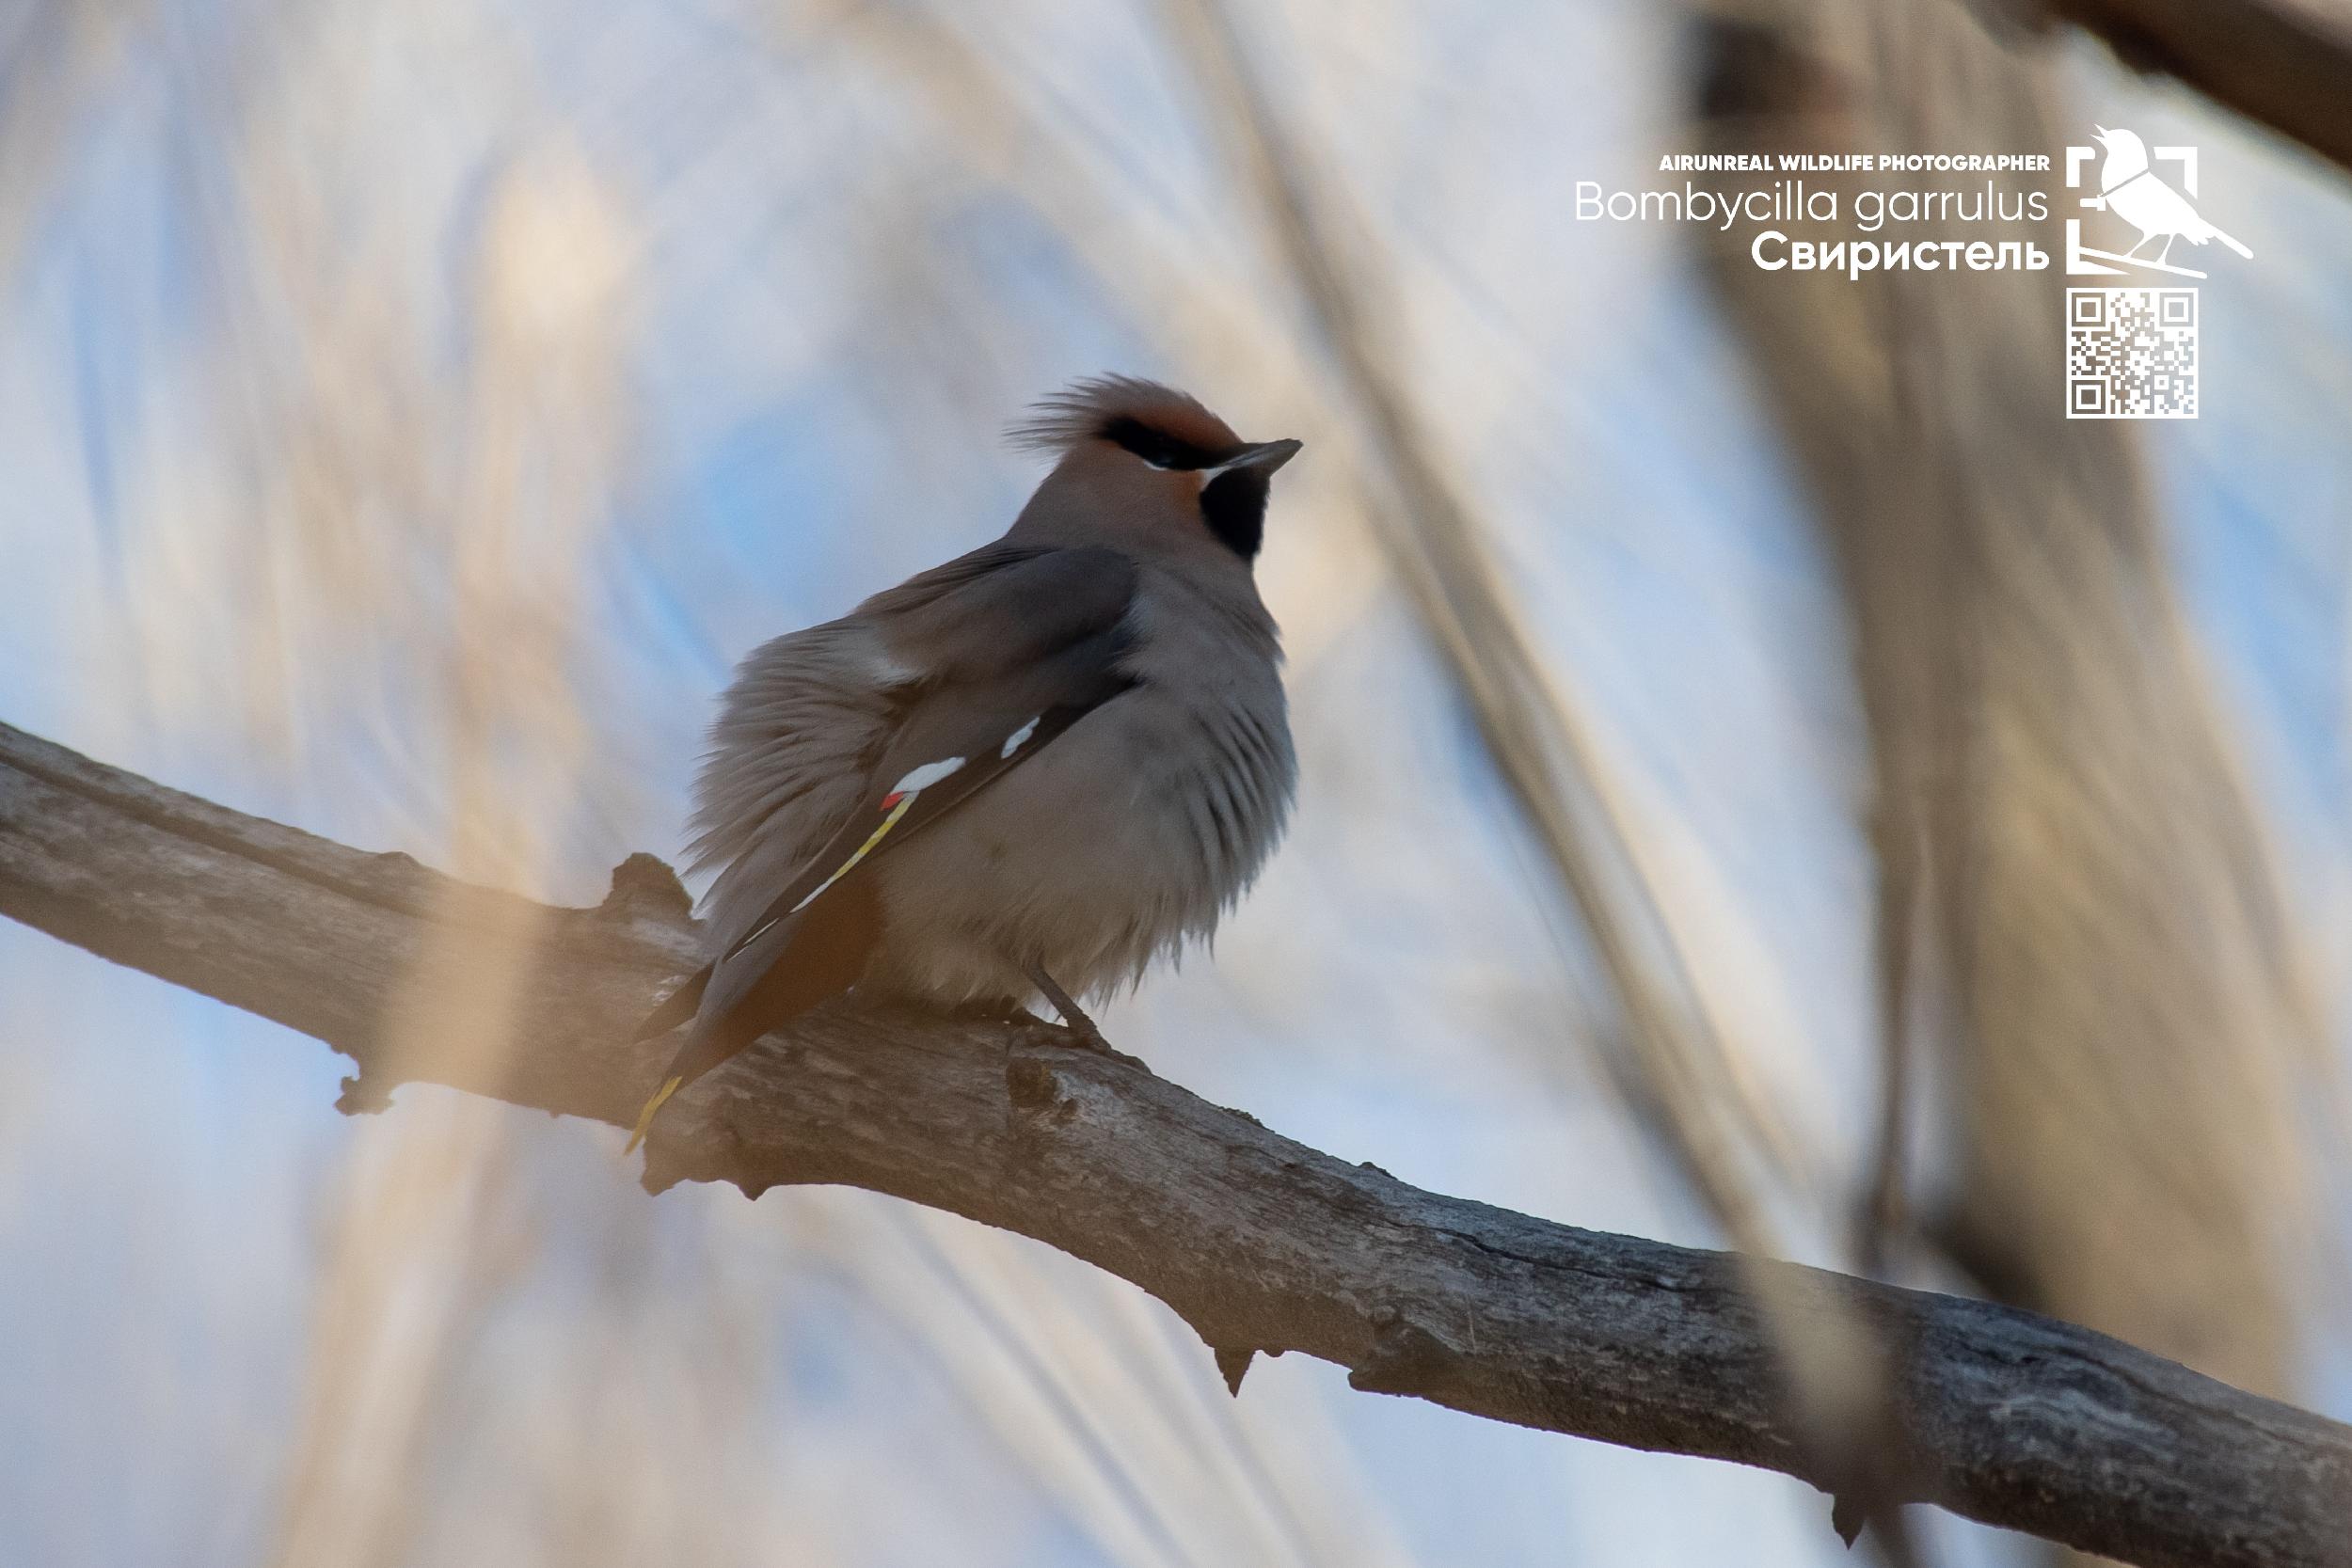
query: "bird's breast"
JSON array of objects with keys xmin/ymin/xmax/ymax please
[{"xmin": 868, "ymin": 635, "xmax": 1295, "ymax": 1003}]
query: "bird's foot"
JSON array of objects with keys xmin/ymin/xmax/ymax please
[
  {"xmin": 1057, "ymin": 1022, "xmax": 1149, "ymax": 1073},
  {"xmin": 1023, "ymin": 963, "xmax": 1146, "ymax": 1069},
  {"xmin": 1054, "ymin": 1004, "xmax": 1115, "ymax": 1054}
]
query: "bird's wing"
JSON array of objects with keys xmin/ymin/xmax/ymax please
[
  {"xmin": 707, "ymin": 626, "xmax": 1136, "ymax": 969},
  {"xmin": 686, "ymin": 618, "xmax": 907, "ymax": 911},
  {"xmin": 2129, "ymin": 181, "xmax": 2202, "ymax": 234},
  {"xmin": 703, "ymin": 543, "xmax": 1140, "ymax": 964},
  {"xmin": 627, "ymin": 546, "xmax": 1139, "ymax": 1143},
  {"xmin": 2117, "ymin": 182, "xmax": 2253, "ymax": 256}
]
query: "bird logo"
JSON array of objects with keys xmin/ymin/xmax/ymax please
[{"xmin": 2068, "ymin": 127, "xmax": 2251, "ymax": 278}]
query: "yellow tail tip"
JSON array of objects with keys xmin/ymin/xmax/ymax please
[{"xmin": 625, "ymin": 1076, "xmax": 683, "ymax": 1154}]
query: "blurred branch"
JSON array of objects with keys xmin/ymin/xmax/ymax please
[
  {"xmin": 0, "ymin": 1, "xmax": 147, "ymax": 295},
  {"xmin": 1151, "ymin": 12, "xmax": 1939, "ymax": 1558},
  {"xmin": 1157, "ymin": 0, "xmax": 1798, "ymax": 1256},
  {"xmin": 6, "ymin": 721, "xmax": 2352, "ymax": 1568},
  {"xmin": 1691, "ymin": 1, "xmax": 2313, "ymax": 1420},
  {"xmin": 2037, "ymin": 0, "xmax": 2352, "ymax": 178}
]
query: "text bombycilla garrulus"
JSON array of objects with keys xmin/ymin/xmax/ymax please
[{"xmin": 627, "ymin": 377, "xmax": 1302, "ymax": 1148}]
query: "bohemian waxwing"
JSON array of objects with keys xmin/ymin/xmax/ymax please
[{"xmin": 628, "ymin": 376, "xmax": 1302, "ymax": 1148}]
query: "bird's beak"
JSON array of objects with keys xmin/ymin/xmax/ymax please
[
  {"xmin": 1209, "ymin": 438, "xmax": 1303, "ymax": 478},
  {"xmin": 2093, "ymin": 126, "xmax": 2109, "ymax": 144}
]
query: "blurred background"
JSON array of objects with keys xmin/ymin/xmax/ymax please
[{"xmin": 3, "ymin": 0, "xmax": 2349, "ymax": 1563}]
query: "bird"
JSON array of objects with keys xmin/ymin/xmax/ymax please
[
  {"xmin": 2084, "ymin": 126, "xmax": 2252, "ymax": 268},
  {"xmin": 625, "ymin": 375, "xmax": 1303, "ymax": 1150}
]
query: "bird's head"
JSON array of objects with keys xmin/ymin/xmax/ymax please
[
  {"xmin": 1009, "ymin": 375, "xmax": 1302, "ymax": 565},
  {"xmin": 2092, "ymin": 126, "xmax": 2150, "ymax": 173}
]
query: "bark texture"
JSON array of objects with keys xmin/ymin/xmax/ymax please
[{"xmin": 4, "ymin": 720, "xmax": 2351, "ymax": 1567}]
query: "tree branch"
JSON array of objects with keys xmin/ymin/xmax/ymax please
[
  {"xmin": 2042, "ymin": 0, "xmax": 2352, "ymax": 180},
  {"xmin": 2, "ymin": 717, "xmax": 2348, "ymax": 1568}
]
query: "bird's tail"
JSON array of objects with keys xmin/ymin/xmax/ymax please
[
  {"xmin": 626, "ymin": 1076, "xmax": 684, "ymax": 1153},
  {"xmin": 622, "ymin": 874, "xmax": 885, "ymax": 1155},
  {"xmin": 2213, "ymin": 227, "xmax": 2253, "ymax": 259},
  {"xmin": 621, "ymin": 966, "xmax": 707, "ymax": 1153},
  {"xmin": 632, "ymin": 963, "xmax": 711, "ymax": 1042}
]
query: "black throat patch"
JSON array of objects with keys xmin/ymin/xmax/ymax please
[{"xmin": 1198, "ymin": 468, "xmax": 1270, "ymax": 562}]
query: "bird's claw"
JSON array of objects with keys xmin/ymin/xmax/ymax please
[
  {"xmin": 1057, "ymin": 1021, "xmax": 1149, "ymax": 1071},
  {"xmin": 1023, "ymin": 962, "xmax": 1146, "ymax": 1069}
]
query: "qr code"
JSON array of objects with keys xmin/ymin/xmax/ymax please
[{"xmin": 2067, "ymin": 288, "xmax": 2197, "ymax": 419}]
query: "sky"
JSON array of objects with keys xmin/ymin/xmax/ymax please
[{"xmin": 2, "ymin": 3, "xmax": 2349, "ymax": 1564}]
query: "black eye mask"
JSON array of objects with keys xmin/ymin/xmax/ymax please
[{"xmin": 1100, "ymin": 415, "xmax": 1220, "ymax": 471}]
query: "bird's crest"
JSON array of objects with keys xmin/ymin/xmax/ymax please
[{"xmin": 1009, "ymin": 374, "xmax": 1240, "ymax": 458}]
